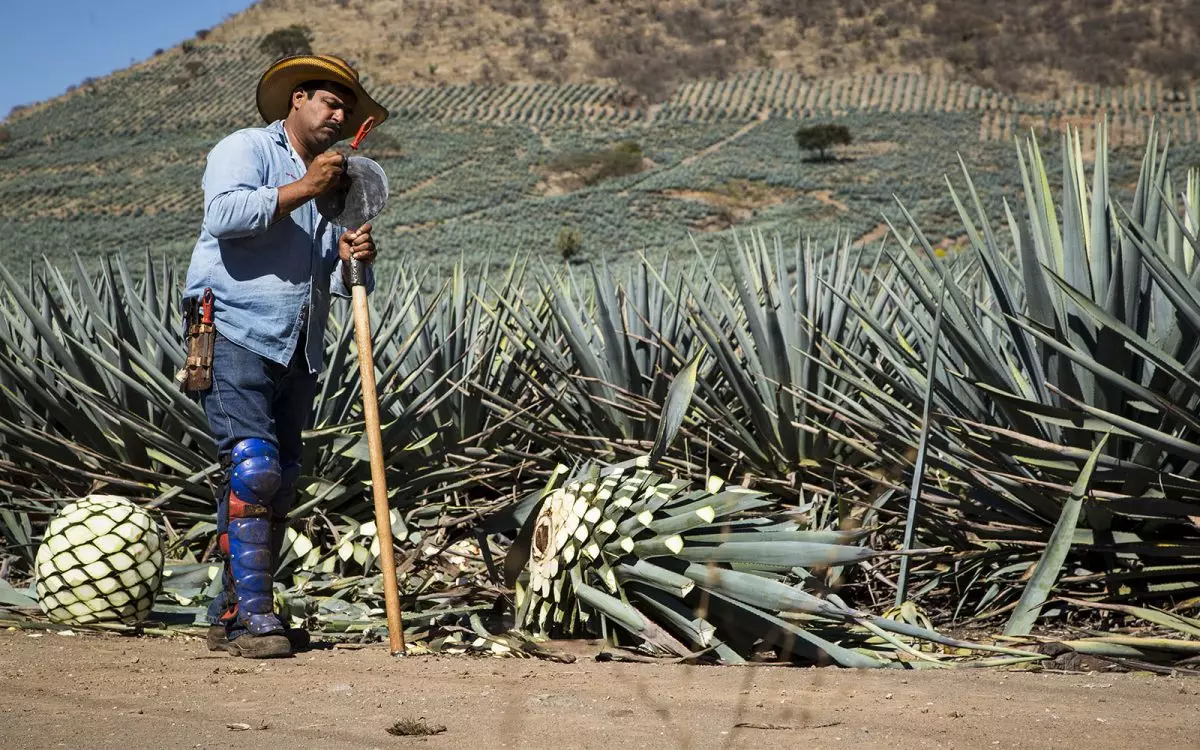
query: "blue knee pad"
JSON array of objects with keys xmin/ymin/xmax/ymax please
[
  {"xmin": 227, "ymin": 438, "xmax": 284, "ymax": 635},
  {"xmin": 231, "ymin": 439, "xmax": 282, "ymax": 503}
]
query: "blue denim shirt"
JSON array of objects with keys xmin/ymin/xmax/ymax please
[{"xmin": 184, "ymin": 119, "xmax": 374, "ymax": 373}]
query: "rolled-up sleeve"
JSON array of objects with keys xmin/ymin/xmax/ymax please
[
  {"xmin": 330, "ymin": 258, "xmax": 375, "ymax": 299},
  {"xmin": 202, "ymin": 133, "xmax": 279, "ymax": 240}
]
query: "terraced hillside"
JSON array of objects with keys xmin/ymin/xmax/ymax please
[
  {"xmin": 204, "ymin": 0, "xmax": 1200, "ymax": 100},
  {"xmin": 2, "ymin": 37, "xmax": 1200, "ymax": 277}
]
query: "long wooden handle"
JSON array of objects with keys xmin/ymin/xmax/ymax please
[{"xmin": 350, "ymin": 262, "xmax": 406, "ymax": 655}]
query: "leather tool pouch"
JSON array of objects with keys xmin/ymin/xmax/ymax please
[{"xmin": 177, "ymin": 289, "xmax": 216, "ymax": 393}]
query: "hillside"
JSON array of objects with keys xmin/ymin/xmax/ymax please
[
  {"xmin": 202, "ymin": 0, "xmax": 1198, "ymax": 101},
  {"xmin": 2, "ymin": 1, "xmax": 1200, "ymax": 278}
]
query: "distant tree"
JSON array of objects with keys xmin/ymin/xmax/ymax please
[
  {"xmin": 794, "ymin": 124, "xmax": 852, "ymax": 161},
  {"xmin": 260, "ymin": 25, "xmax": 314, "ymax": 59},
  {"xmin": 195, "ymin": 28, "xmax": 211, "ymax": 41},
  {"xmin": 0, "ymin": 126, "xmax": 11, "ymax": 145}
]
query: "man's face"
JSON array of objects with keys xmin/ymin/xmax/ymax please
[{"xmin": 292, "ymin": 84, "xmax": 357, "ymax": 150}]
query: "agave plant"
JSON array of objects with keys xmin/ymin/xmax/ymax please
[
  {"xmin": 0, "ymin": 253, "xmax": 214, "ymax": 521},
  {"xmin": 680, "ymin": 231, "xmax": 896, "ymax": 483},
  {"xmin": 505, "ymin": 355, "xmax": 1041, "ymax": 667},
  {"xmin": 490, "ymin": 257, "xmax": 703, "ymax": 466},
  {"xmin": 811, "ymin": 119, "xmax": 1200, "ymax": 626},
  {"xmin": 0, "ymin": 253, "xmax": 549, "ymax": 578}
]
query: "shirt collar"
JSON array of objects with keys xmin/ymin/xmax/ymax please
[
  {"xmin": 266, "ymin": 119, "xmax": 288, "ymax": 145},
  {"xmin": 269, "ymin": 120, "xmax": 304, "ymax": 167}
]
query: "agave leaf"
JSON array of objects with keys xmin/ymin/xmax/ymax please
[
  {"xmin": 648, "ymin": 350, "xmax": 701, "ymax": 468},
  {"xmin": 1005, "ymin": 435, "xmax": 1107, "ymax": 636},
  {"xmin": 701, "ymin": 588, "xmax": 885, "ymax": 668},
  {"xmin": 1056, "ymin": 637, "xmax": 1200, "ymax": 658},
  {"xmin": 896, "ymin": 279, "xmax": 947, "ymax": 604},
  {"xmin": 626, "ymin": 583, "xmax": 744, "ymax": 664},
  {"xmin": 0, "ymin": 579, "xmax": 37, "ymax": 608},
  {"xmin": 615, "ymin": 560, "xmax": 696, "ymax": 597},
  {"xmin": 1058, "ymin": 597, "xmax": 1200, "ymax": 639},
  {"xmin": 654, "ymin": 540, "xmax": 877, "ymax": 570}
]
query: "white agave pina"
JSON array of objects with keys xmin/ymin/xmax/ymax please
[
  {"xmin": 35, "ymin": 495, "xmax": 164, "ymax": 625},
  {"xmin": 510, "ymin": 356, "xmax": 1045, "ymax": 668}
]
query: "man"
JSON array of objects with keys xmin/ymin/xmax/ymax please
[{"xmin": 183, "ymin": 54, "xmax": 389, "ymax": 658}]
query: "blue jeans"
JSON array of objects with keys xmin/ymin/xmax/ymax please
[{"xmin": 202, "ymin": 330, "xmax": 318, "ymax": 628}]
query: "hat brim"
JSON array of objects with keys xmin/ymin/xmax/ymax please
[{"xmin": 256, "ymin": 56, "xmax": 389, "ymax": 142}]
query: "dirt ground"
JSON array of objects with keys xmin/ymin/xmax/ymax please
[{"xmin": 2, "ymin": 629, "xmax": 1197, "ymax": 750}]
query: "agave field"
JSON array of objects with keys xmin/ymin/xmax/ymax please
[
  {"xmin": 3, "ymin": 117, "xmax": 1200, "ymax": 667},
  {"xmin": 6, "ymin": 38, "xmax": 1200, "ymax": 283}
]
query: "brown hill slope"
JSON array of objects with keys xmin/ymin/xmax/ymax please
[{"xmin": 200, "ymin": 0, "xmax": 1199, "ymax": 101}]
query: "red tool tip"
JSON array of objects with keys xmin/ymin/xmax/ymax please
[{"xmin": 350, "ymin": 116, "xmax": 376, "ymax": 150}]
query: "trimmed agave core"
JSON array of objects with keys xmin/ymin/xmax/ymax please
[
  {"xmin": 518, "ymin": 457, "xmax": 774, "ymax": 643},
  {"xmin": 35, "ymin": 495, "xmax": 164, "ymax": 625}
]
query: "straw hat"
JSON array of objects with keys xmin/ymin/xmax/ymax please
[{"xmin": 255, "ymin": 54, "xmax": 389, "ymax": 139}]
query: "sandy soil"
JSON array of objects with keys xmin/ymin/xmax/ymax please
[{"xmin": 1, "ymin": 629, "xmax": 1196, "ymax": 750}]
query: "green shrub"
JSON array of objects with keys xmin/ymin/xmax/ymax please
[
  {"xmin": 794, "ymin": 123, "xmax": 852, "ymax": 160},
  {"xmin": 260, "ymin": 25, "xmax": 314, "ymax": 59},
  {"xmin": 548, "ymin": 141, "xmax": 644, "ymax": 185},
  {"xmin": 555, "ymin": 227, "xmax": 582, "ymax": 261}
]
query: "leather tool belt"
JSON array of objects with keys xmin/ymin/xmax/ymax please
[{"xmin": 176, "ymin": 288, "xmax": 216, "ymax": 393}]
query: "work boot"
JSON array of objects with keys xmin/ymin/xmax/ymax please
[
  {"xmin": 219, "ymin": 630, "xmax": 292, "ymax": 658},
  {"xmin": 207, "ymin": 624, "xmax": 311, "ymax": 654}
]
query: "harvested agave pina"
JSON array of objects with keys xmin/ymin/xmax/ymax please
[{"xmin": 35, "ymin": 495, "xmax": 164, "ymax": 625}]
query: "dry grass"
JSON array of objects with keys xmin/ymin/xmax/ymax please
[
  {"xmin": 386, "ymin": 717, "xmax": 447, "ymax": 737},
  {"xmin": 535, "ymin": 142, "xmax": 651, "ymax": 195},
  {"xmin": 661, "ymin": 179, "xmax": 797, "ymax": 232},
  {"xmin": 664, "ymin": 180, "xmax": 795, "ymax": 211}
]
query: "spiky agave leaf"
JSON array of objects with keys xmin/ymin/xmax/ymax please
[
  {"xmin": 680, "ymin": 231, "xmax": 895, "ymax": 497},
  {"xmin": 806, "ymin": 119, "xmax": 1200, "ymax": 618}
]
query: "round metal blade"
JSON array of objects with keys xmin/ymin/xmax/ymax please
[{"xmin": 316, "ymin": 156, "xmax": 389, "ymax": 229}]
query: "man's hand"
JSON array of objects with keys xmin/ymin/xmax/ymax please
[
  {"xmin": 275, "ymin": 151, "xmax": 347, "ymax": 221},
  {"xmin": 339, "ymin": 223, "xmax": 376, "ymax": 266},
  {"xmin": 302, "ymin": 151, "xmax": 348, "ymax": 196}
]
